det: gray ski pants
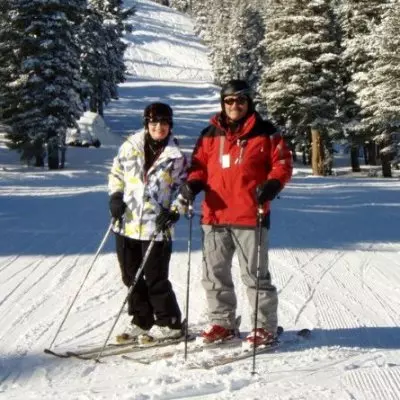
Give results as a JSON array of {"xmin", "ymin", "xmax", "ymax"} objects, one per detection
[{"xmin": 201, "ymin": 225, "xmax": 278, "ymax": 333}]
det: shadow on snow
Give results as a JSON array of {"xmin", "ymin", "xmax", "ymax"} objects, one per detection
[
  {"xmin": 0, "ymin": 175, "xmax": 399, "ymax": 256},
  {"xmin": 1, "ymin": 326, "xmax": 400, "ymax": 383}
]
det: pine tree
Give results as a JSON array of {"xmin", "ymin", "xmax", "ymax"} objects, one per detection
[
  {"xmin": 205, "ymin": 0, "xmax": 232, "ymax": 85},
  {"xmin": 226, "ymin": 1, "xmax": 265, "ymax": 90},
  {"xmin": 85, "ymin": 0, "xmax": 134, "ymax": 116},
  {"xmin": 0, "ymin": 1, "xmax": 22, "ymax": 133},
  {"xmin": 2, "ymin": 0, "xmax": 86, "ymax": 168},
  {"xmin": 192, "ymin": 0, "xmax": 212, "ymax": 38},
  {"xmin": 354, "ymin": 1, "xmax": 400, "ymax": 177},
  {"xmin": 170, "ymin": 0, "xmax": 189, "ymax": 12},
  {"xmin": 337, "ymin": 0, "xmax": 387, "ymax": 170},
  {"xmin": 259, "ymin": 0, "xmax": 340, "ymax": 175},
  {"xmin": 79, "ymin": 4, "xmax": 111, "ymax": 117},
  {"xmin": 192, "ymin": 0, "xmax": 265, "ymax": 90}
]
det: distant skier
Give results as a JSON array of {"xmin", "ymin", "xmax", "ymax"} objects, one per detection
[
  {"xmin": 178, "ymin": 80, "xmax": 293, "ymax": 347},
  {"xmin": 108, "ymin": 102, "xmax": 187, "ymax": 340}
]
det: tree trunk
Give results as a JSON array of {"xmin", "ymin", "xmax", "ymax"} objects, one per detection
[
  {"xmin": 311, "ymin": 128, "xmax": 324, "ymax": 176},
  {"xmin": 34, "ymin": 155, "xmax": 44, "ymax": 167},
  {"xmin": 381, "ymin": 154, "xmax": 392, "ymax": 177},
  {"xmin": 59, "ymin": 137, "xmax": 66, "ymax": 169},
  {"xmin": 363, "ymin": 144, "xmax": 369, "ymax": 165},
  {"xmin": 380, "ymin": 135, "xmax": 393, "ymax": 178},
  {"xmin": 60, "ymin": 147, "xmax": 66, "ymax": 169},
  {"xmin": 302, "ymin": 148, "xmax": 307, "ymax": 165},
  {"xmin": 47, "ymin": 137, "xmax": 59, "ymax": 170},
  {"xmin": 367, "ymin": 142, "xmax": 377, "ymax": 165},
  {"xmin": 98, "ymin": 98, "xmax": 104, "ymax": 117},
  {"xmin": 98, "ymin": 81, "xmax": 104, "ymax": 117},
  {"xmin": 89, "ymin": 95, "xmax": 97, "ymax": 113},
  {"xmin": 350, "ymin": 146, "xmax": 361, "ymax": 172},
  {"xmin": 292, "ymin": 148, "xmax": 297, "ymax": 162},
  {"xmin": 324, "ymin": 147, "xmax": 333, "ymax": 176}
]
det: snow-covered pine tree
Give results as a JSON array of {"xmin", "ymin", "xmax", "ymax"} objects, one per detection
[
  {"xmin": 353, "ymin": 1, "xmax": 400, "ymax": 178},
  {"xmin": 192, "ymin": 0, "xmax": 212, "ymax": 38},
  {"xmin": 259, "ymin": 0, "xmax": 340, "ymax": 175},
  {"xmin": 337, "ymin": 0, "xmax": 387, "ymax": 171},
  {"xmin": 227, "ymin": 1, "xmax": 265, "ymax": 91},
  {"xmin": 0, "ymin": 1, "xmax": 23, "ymax": 138},
  {"xmin": 85, "ymin": 0, "xmax": 134, "ymax": 116},
  {"xmin": 194, "ymin": 0, "xmax": 264, "ymax": 89},
  {"xmin": 79, "ymin": 4, "xmax": 112, "ymax": 118},
  {"xmin": 3, "ymin": 0, "xmax": 86, "ymax": 168},
  {"xmin": 169, "ymin": 0, "xmax": 189, "ymax": 13},
  {"xmin": 205, "ymin": 0, "xmax": 232, "ymax": 85}
]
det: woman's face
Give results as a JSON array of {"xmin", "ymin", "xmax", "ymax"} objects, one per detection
[{"xmin": 148, "ymin": 120, "xmax": 170, "ymax": 141}]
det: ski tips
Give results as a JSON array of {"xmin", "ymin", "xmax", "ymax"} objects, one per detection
[{"xmin": 43, "ymin": 348, "xmax": 70, "ymax": 358}]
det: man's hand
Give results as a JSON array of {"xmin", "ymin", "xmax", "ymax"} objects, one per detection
[
  {"xmin": 178, "ymin": 180, "xmax": 204, "ymax": 206},
  {"xmin": 178, "ymin": 182, "xmax": 195, "ymax": 206},
  {"xmin": 256, "ymin": 179, "xmax": 281, "ymax": 204}
]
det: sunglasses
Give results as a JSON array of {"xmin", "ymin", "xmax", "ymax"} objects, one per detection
[
  {"xmin": 148, "ymin": 119, "xmax": 170, "ymax": 126},
  {"xmin": 223, "ymin": 96, "xmax": 248, "ymax": 106}
]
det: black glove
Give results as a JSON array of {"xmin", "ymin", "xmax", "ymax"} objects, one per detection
[
  {"xmin": 256, "ymin": 179, "xmax": 282, "ymax": 204},
  {"xmin": 178, "ymin": 180, "xmax": 204, "ymax": 206},
  {"xmin": 156, "ymin": 208, "xmax": 180, "ymax": 231},
  {"xmin": 109, "ymin": 192, "xmax": 126, "ymax": 220}
]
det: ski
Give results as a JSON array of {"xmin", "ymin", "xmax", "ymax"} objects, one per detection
[
  {"xmin": 44, "ymin": 319, "xmax": 192, "ymax": 360},
  {"xmin": 122, "ymin": 325, "xmax": 287, "ymax": 365},
  {"xmin": 187, "ymin": 341, "xmax": 281, "ymax": 369},
  {"xmin": 121, "ymin": 336, "xmax": 244, "ymax": 364},
  {"xmin": 44, "ymin": 338, "xmax": 140, "ymax": 359},
  {"xmin": 67, "ymin": 334, "xmax": 196, "ymax": 360},
  {"xmin": 187, "ymin": 328, "xmax": 311, "ymax": 370}
]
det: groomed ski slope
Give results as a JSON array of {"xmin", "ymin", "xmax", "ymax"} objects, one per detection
[{"xmin": 0, "ymin": 1, "xmax": 400, "ymax": 399}]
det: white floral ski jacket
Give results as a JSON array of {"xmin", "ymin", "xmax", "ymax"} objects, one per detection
[{"xmin": 108, "ymin": 130, "xmax": 187, "ymax": 241}]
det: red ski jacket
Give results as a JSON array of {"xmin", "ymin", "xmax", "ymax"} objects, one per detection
[{"xmin": 187, "ymin": 112, "xmax": 293, "ymax": 228}]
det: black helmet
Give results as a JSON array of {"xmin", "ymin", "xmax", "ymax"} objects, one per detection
[
  {"xmin": 143, "ymin": 102, "xmax": 173, "ymax": 128},
  {"xmin": 220, "ymin": 79, "xmax": 254, "ymax": 114},
  {"xmin": 220, "ymin": 79, "xmax": 253, "ymax": 100}
]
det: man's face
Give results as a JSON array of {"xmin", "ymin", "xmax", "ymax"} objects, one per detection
[{"xmin": 223, "ymin": 95, "xmax": 249, "ymax": 121}]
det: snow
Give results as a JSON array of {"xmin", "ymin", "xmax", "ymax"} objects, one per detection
[{"xmin": 1, "ymin": 1, "xmax": 400, "ymax": 399}]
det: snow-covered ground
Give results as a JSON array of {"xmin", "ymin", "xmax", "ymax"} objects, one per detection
[{"xmin": 1, "ymin": 1, "xmax": 400, "ymax": 399}]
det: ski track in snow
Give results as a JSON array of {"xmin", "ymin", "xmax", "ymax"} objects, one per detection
[{"xmin": 1, "ymin": 0, "xmax": 400, "ymax": 399}]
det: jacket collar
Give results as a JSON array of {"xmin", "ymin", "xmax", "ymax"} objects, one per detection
[
  {"xmin": 211, "ymin": 112, "xmax": 257, "ymax": 140},
  {"xmin": 128, "ymin": 129, "xmax": 183, "ymax": 160}
]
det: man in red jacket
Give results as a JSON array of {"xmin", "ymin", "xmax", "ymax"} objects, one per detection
[{"xmin": 179, "ymin": 80, "xmax": 293, "ymax": 347}]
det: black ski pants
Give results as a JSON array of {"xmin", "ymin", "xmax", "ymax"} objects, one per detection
[{"xmin": 115, "ymin": 233, "xmax": 181, "ymax": 330}]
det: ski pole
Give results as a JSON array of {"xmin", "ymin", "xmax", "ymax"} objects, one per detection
[
  {"xmin": 184, "ymin": 202, "xmax": 194, "ymax": 360},
  {"xmin": 251, "ymin": 205, "xmax": 264, "ymax": 375},
  {"xmin": 45, "ymin": 220, "xmax": 114, "ymax": 352},
  {"xmin": 94, "ymin": 228, "xmax": 160, "ymax": 362}
]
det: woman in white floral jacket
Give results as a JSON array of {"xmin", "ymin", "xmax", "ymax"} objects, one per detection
[{"xmin": 108, "ymin": 103, "xmax": 187, "ymax": 340}]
